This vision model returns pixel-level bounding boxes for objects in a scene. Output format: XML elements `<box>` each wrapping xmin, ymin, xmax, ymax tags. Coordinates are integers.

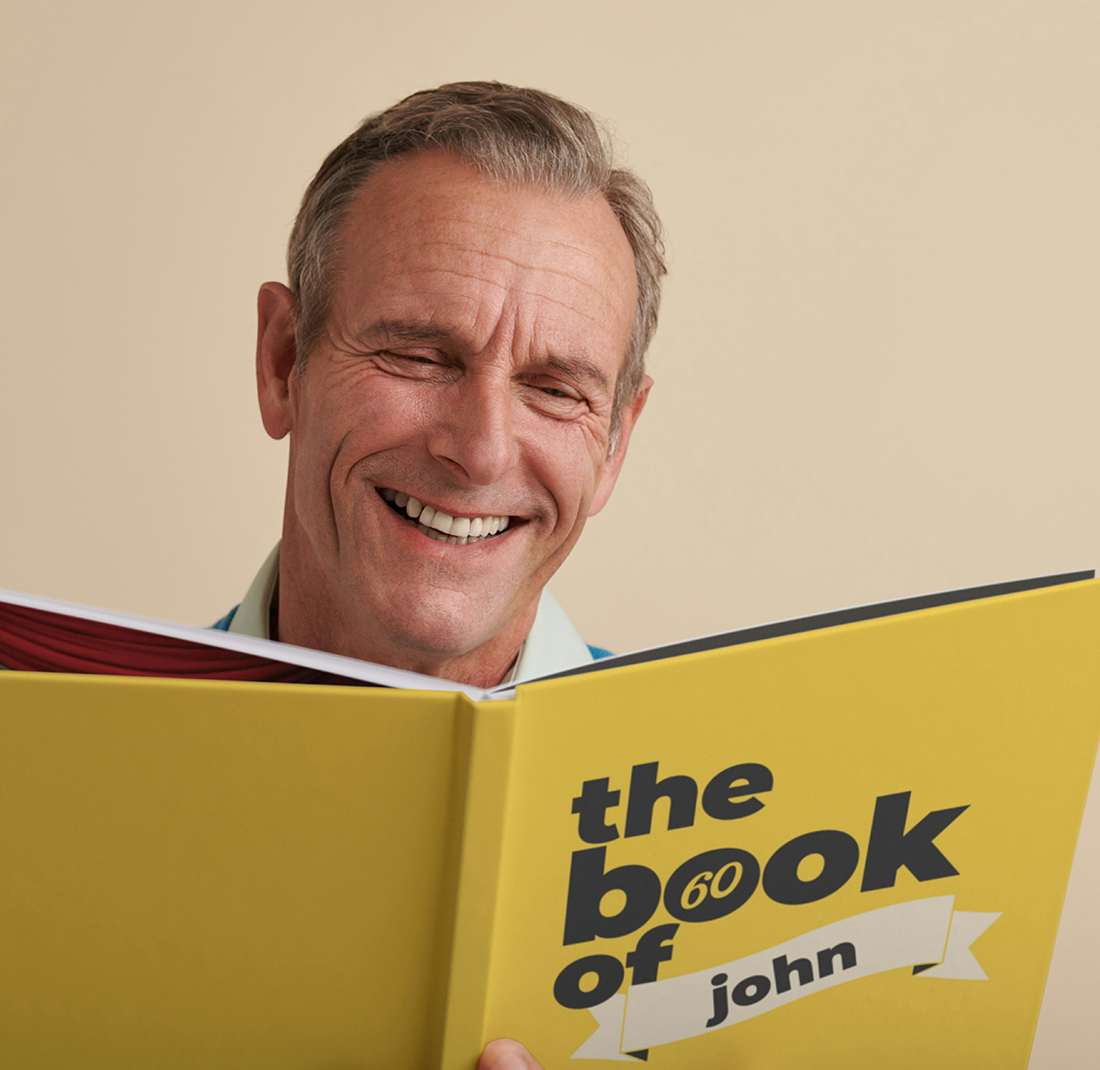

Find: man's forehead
<box><xmin>334</xmin><ymin>152</ymin><xmax>638</xmax><ymax>317</ymax></box>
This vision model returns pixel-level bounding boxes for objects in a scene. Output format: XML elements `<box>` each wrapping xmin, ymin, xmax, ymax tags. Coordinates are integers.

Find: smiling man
<box><xmin>213</xmin><ymin>82</ymin><xmax>667</xmax><ymax>1069</ymax></box>
<box><xmin>216</xmin><ymin>82</ymin><xmax>666</xmax><ymax>695</ymax></box>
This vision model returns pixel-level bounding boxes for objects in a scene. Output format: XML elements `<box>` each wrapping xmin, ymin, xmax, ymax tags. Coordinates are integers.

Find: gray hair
<box><xmin>286</xmin><ymin>81</ymin><xmax>666</xmax><ymax>425</ymax></box>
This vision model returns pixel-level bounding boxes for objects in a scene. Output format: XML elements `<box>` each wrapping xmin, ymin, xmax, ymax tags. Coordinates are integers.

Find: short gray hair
<box><xmin>286</xmin><ymin>81</ymin><xmax>667</xmax><ymax>423</ymax></box>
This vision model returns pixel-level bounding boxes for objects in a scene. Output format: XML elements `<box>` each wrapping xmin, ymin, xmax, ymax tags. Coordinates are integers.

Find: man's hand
<box><xmin>478</xmin><ymin>1038</ymin><xmax>544</xmax><ymax>1069</ymax></box>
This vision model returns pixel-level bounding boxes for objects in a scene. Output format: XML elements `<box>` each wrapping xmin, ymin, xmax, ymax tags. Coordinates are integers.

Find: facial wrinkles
<box><xmin>368</xmin><ymin>195</ymin><xmax>629</xmax><ymax>325</ymax></box>
<box><xmin>339</xmin><ymin>300</ymin><xmax>591</xmax><ymax>553</ymax></box>
<box><xmin>384</xmin><ymin>190</ymin><xmax>633</xmax><ymax>285</ymax></box>
<box><xmin>338</xmin><ymin>223</ymin><xmax>621</xmax><ymax>412</ymax></box>
<box><xmin>317</xmin><ymin>326</ymin><xmax>505</xmax><ymax>521</ymax></box>
<box><xmin>342</xmin><ymin>284</ymin><xmax>611</xmax><ymax>495</ymax></box>
<box><xmin>323</xmin><ymin>164</ymin><xmax>629</xmax><ymax>514</ymax></box>
<box><xmin>334</xmin><ymin>160</ymin><xmax>635</xmax><ymax>378</ymax></box>
<box><xmin>381</xmin><ymin>256</ymin><xmax>609</xmax><ymax>337</ymax></box>
<box><xmin>396</xmin><ymin>238</ymin><xmax>624</xmax><ymax>321</ymax></box>
<box><xmin>483</xmin><ymin>303</ymin><xmax>611</xmax><ymax>545</ymax></box>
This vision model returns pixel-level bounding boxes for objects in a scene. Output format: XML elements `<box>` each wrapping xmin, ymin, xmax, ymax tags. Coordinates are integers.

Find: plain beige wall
<box><xmin>2</xmin><ymin>1</ymin><xmax>1096</xmax><ymax>1063</ymax></box>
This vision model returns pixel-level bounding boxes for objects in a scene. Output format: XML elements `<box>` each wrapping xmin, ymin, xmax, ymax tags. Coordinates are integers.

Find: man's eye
<box><xmin>381</xmin><ymin>350</ymin><xmax>439</xmax><ymax>365</ymax></box>
<box><xmin>523</xmin><ymin>381</ymin><xmax>586</xmax><ymax>416</ymax></box>
<box><xmin>526</xmin><ymin>379</ymin><xmax>581</xmax><ymax>401</ymax></box>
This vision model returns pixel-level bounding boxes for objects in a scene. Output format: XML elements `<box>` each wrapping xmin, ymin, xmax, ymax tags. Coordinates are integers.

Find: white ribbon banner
<box><xmin>573</xmin><ymin>895</ymin><xmax>999</xmax><ymax>1060</ymax></box>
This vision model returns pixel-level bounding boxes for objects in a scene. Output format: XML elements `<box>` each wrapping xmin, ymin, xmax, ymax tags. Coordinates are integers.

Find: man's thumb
<box><xmin>478</xmin><ymin>1037</ymin><xmax>541</xmax><ymax>1069</ymax></box>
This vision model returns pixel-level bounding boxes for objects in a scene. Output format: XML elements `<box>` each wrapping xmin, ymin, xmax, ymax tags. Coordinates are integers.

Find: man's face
<box><xmin>260</xmin><ymin>150</ymin><xmax>646</xmax><ymax>666</ymax></box>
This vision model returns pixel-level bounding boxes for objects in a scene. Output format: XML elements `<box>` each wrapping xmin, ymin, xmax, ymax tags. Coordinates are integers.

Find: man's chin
<box><xmin>363</xmin><ymin>593</ymin><xmax>522</xmax><ymax>670</ymax></box>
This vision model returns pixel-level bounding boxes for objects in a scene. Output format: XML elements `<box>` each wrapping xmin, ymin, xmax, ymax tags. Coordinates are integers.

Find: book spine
<box><xmin>428</xmin><ymin>695</ymin><xmax>518</xmax><ymax>1070</ymax></box>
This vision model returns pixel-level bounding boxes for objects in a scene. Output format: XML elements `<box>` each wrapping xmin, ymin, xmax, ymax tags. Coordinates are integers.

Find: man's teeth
<box><xmin>379</xmin><ymin>488</ymin><xmax>511</xmax><ymax>544</ymax></box>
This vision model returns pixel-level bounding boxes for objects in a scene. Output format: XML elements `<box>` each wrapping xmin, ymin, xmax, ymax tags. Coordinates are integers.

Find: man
<box><xmin>215</xmin><ymin>81</ymin><xmax>665</xmax><ymax>694</ymax></box>
<box><xmin>219</xmin><ymin>82</ymin><xmax>666</xmax><ymax>1065</ymax></box>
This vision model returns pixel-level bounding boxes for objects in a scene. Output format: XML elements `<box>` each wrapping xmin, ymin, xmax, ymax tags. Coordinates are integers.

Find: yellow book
<box><xmin>1</xmin><ymin>573</ymin><xmax>1097</xmax><ymax>1067</ymax></box>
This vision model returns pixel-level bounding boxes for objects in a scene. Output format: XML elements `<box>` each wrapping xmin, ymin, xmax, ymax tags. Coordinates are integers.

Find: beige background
<box><xmin>1</xmin><ymin>1</ymin><xmax>1096</xmax><ymax>1064</ymax></box>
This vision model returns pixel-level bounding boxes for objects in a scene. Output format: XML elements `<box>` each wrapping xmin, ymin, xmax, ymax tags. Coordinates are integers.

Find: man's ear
<box><xmin>256</xmin><ymin>282</ymin><xmax>299</xmax><ymax>440</ymax></box>
<box><xmin>588</xmin><ymin>374</ymin><xmax>652</xmax><ymax>517</ymax></box>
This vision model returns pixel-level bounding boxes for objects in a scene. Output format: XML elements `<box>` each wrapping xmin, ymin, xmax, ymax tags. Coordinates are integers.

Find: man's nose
<box><xmin>425</xmin><ymin>376</ymin><xmax>519</xmax><ymax>486</ymax></box>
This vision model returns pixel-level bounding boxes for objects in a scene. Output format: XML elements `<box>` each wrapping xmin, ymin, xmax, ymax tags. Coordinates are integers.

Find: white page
<box><xmin>0</xmin><ymin>588</ymin><xmax>488</xmax><ymax>700</ymax></box>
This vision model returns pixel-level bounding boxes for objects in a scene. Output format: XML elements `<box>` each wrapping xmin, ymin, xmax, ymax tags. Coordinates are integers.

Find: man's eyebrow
<box><xmin>355</xmin><ymin>318</ymin><xmax>454</xmax><ymax>344</ymax></box>
<box><xmin>540</xmin><ymin>355</ymin><xmax>612</xmax><ymax>392</ymax></box>
<box><xmin>355</xmin><ymin>320</ymin><xmax>612</xmax><ymax>392</ymax></box>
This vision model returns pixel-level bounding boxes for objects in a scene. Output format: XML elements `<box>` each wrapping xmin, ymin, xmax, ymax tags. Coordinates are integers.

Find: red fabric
<box><xmin>0</xmin><ymin>602</ymin><xmax>365</xmax><ymax>686</ymax></box>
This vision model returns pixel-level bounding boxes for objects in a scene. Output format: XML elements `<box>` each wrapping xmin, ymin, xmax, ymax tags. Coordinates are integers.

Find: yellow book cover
<box><xmin>1</xmin><ymin>573</ymin><xmax>1097</xmax><ymax>1067</ymax></box>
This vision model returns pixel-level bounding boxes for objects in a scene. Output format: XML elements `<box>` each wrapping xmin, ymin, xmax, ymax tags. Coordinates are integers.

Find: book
<box><xmin>0</xmin><ymin>571</ymin><xmax>1097</xmax><ymax>1068</ymax></box>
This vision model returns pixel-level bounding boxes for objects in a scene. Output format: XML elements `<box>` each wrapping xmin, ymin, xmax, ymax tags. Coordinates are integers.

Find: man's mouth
<box><xmin>377</xmin><ymin>488</ymin><xmax>515</xmax><ymax>545</ymax></box>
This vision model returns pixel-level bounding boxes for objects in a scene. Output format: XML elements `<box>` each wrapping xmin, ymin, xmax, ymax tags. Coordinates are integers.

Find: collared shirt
<box><xmin>219</xmin><ymin>543</ymin><xmax>599</xmax><ymax>684</ymax></box>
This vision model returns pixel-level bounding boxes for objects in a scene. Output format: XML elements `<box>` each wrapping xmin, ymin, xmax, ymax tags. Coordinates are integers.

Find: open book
<box><xmin>1</xmin><ymin>570</ymin><xmax>1098</xmax><ymax>1068</ymax></box>
<box><xmin>1</xmin><ymin>569</ymin><xmax>1091</xmax><ymax>695</ymax></box>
